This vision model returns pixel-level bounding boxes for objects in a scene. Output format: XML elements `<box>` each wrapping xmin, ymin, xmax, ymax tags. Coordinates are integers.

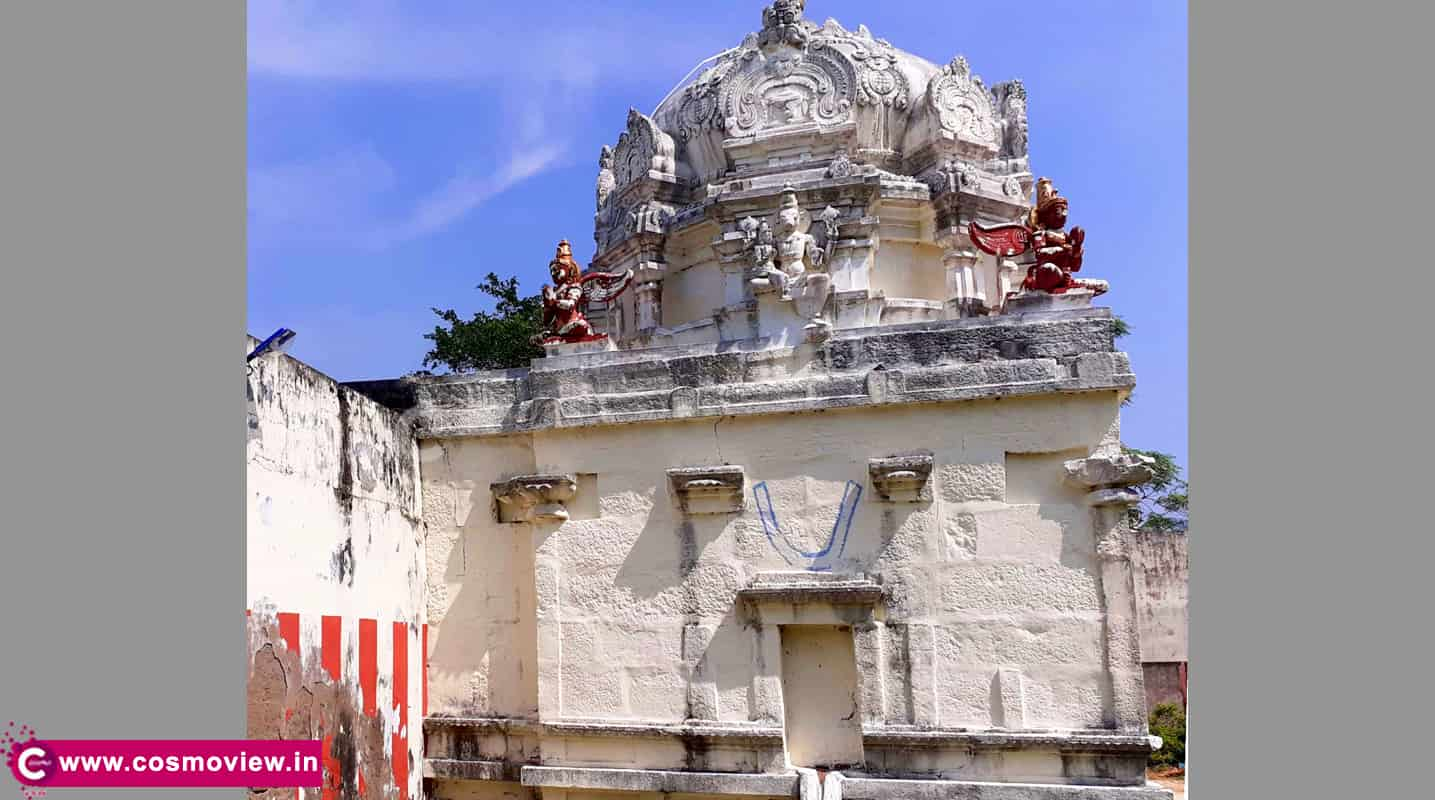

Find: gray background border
<box><xmin>1190</xmin><ymin>1</ymin><xmax>1425</xmax><ymax>798</ymax></box>
<box><xmin>0</xmin><ymin>3</ymin><xmax>246</xmax><ymax>798</ymax></box>
<box><xmin>0</xmin><ymin>1</ymin><xmax>1427</xmax><ymax>799</ymax></box>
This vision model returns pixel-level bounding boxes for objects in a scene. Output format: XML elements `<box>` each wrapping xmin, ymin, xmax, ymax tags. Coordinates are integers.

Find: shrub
<box><xmin>1148</xmin><ymin>702</ymin><xmax>1186</xmax><ymax>767</ymax></box>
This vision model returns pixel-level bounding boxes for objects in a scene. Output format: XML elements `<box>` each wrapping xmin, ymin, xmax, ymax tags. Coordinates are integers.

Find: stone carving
<box><xmin>668</xmin><ymin>466</ymin><xmax>746</xmax><ymax>515</ymax></box>
<box><xmin>968</xmin><ymin>178</ymin><xmax>1110</xmax><ymax>299</ymax></box>
<box><xmin>852</xmin><ymin>45</ymin><xmax>909</xmax><ymax>109</ymax></box>
<box><xmin>538</xmin><ymin>240</ymin><xmax>636</xmax><ymax>344</ymax></box>
<box><xmin>759</xmin><ymin>0</ymin><xmax>811</xmax><ymax>48</ymax></box>
<box><xmin>928</xmin><ymin>56</ymin><xmax>1000</xmax><ymax>151</ymax></box>
<box><xmin>721</xmin><ymin>46</ymin><xmax>855</xmax><ymax>136</ymax></box>
<box><xmin>1002</xmin><ymin>176</ymin><xmax>1022</xmax><ymax>198</ymax></box>
<box><xmin>992</xmin><ymin>80</ymin><xmax>1029</xmax><ymax>159</ymax></box>
<box><xmin>612</xmin><ymin>108</ymin><xmax>676</xmax><ymax>187</ymax></box>
<box><xmin>924</xmin><ymin>159</ymin><xmax>978</xmax><ymax>197</ymax></box>
<box><xmin>868</xmin><ymin>452</ymin><xmax>935</xmax><ymax>503</ymax></box>
<box><xmin>743</xmin><ymin>186</ymin><xmax>839</xmax><ymax>333</ymax></box>
<box><xmin>673</xmin><ymin>66</ymin><xmax>730</xmax><ymax>142</ymax></box>
<box><xmin>491</xmin><ymin>474</ymin><xmax>578</xmax><ymax>523</ymax></box>
<box><xmin>596</xmin><ymin>146</ymin><xmax>616</xmax><ymax>210</ymax></box>
<box><xmin>826</xmin><ymin>149</ymin><xmax>855</xmax><ymax>178</ymax></box>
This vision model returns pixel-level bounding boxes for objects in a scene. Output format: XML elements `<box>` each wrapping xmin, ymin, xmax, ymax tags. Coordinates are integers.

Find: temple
<box><xmin>245</xmin><ymin>2</ymin><xmax>1173</xmax><ymax>799</ymax></box>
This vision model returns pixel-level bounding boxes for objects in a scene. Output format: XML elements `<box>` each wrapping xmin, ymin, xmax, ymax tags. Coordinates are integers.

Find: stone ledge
<box><xmin>520</xmin><ymin>766</ymin><xmax>799</xmax><ymax>795</ymax></box>
<box><xmin>425</xmin><ymin>715</ymin><xmax>542</xmax><ymax>734</ymax></box>
<box><xmin>424</xmin><ymin>716</ymin><xmax>1156</xmax><ymax>755</ymax></box>
<box><xmin>739</xmin><ymin>572</ymin><xmax>884</xmax><ymax>607</ymax></box>
<box><xmin>424</xmin><ymin>758</ymin><xmax>522</xmax><ymax>782</ymax></box>
<box><xmin>837</xmin><ymin>777</ymin><xmax>1172</xmax><ymax>800</ymax></box>
<box><xmin>363</xmin><ymin>314</ymin><xmax>1129</xmax><ymax>440</ymax></box>
<box><xmin>544</xmin><ymin>719</ymin><xmax>784</xmax><ymax>744</ymax></box>
<box><xmin>425</xmin><ymin>716</ymin><xmax>783</xmax><ymax>744</ymax></box>
<box><xmin>861</xmin><ymin>728</ymin><xmax>1159</xmax><ymax>753</ymax></box>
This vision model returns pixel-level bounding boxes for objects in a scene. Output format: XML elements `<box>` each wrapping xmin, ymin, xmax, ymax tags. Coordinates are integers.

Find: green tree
<box><xmin>1148</xmin><ymin>702</ymin><xmax>1186</xmax><ymax>768</ymax></box>
<box><xmin>423</xmin><ymin>273</ymin><xmax>544</xmax><ymax>373</ymax></box>
<box><xmin>1123</xmin><ymin>446</ymin><xmax>1188</xmax><ymax>532</ymax></box>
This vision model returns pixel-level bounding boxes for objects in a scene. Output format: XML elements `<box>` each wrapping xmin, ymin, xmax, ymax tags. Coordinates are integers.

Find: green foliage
<box><xmin>423</xmin><ymin>273</ymin><xmax>545</xmax><ymax>373</ymax></box>
<box><xmin>1112</xmin><ymin>314</ymin><xmax>1131</xmax><ymax>339</ymax></box>
<box><xmin>1123</xmin><ymin>446</ymin><xmax>1189</xmax><ymax>532</ymax></box>
<box><xmin>1148</xmin><ymin>702</ymin><xmax>1186</xmax><ymax>767</ymax></box>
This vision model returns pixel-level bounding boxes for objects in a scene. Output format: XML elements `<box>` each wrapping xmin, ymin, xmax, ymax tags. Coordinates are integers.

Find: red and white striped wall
<box><xmin>248</xmin><ymin>608</ymin><xmax>428</xmax><ymax>800</ymax></box>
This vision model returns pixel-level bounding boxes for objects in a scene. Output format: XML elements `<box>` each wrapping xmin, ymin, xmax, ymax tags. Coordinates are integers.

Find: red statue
<box><xmin>968</xmin><ymin>178</ymin><xmax>1107</xmax><ymax>298</ymax></box>
<box><xmin>538</xmin><ymin>240</ymin><xmax>635</xmax><ymax>344</ymax></box>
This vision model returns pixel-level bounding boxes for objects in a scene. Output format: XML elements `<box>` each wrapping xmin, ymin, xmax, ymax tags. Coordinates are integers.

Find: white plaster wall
<box><xmin>424</xmin><ymin>392</ymin><xmax>1124</xmax><ymax>737</ymax></box>
<box><xmin>661</xmin><ymin>262</ymin><xmax>727</xmax><ymax>332</ymax></box>
<box><xmin>421</xmin><ymin>434</ymin><xmax>540</xmax><ymax>718</ymax></box>
<box><xmin>246</xmin><ymin>339</ymin><xmax>425</xmax><ymax>800</ymax></box>
<box><xmin>869</xmin><ymin>240</ymin><xmax>947</xmax><ymax>303</ymax></box>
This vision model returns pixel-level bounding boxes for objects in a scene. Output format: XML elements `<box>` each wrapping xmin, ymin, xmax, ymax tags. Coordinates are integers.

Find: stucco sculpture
<box><xmin>969</xmin><ymin>177</ymin><xmax>1110</xmax><ymax>300</ymax></box>
<box><xmin>744</xmin><ymin>187</ymin><xmax>840</xmax><ymax>333</ymax></box>
<box><xmin>538</xmin><ymin>240</ymin><xmax>635</xmax><ymax>344</ymax></box>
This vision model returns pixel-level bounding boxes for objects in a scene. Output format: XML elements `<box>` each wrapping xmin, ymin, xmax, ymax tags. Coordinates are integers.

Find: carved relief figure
<box><xmin>744</xmin><ymin>187</ymin><xmax>839</xmax><ymax>332</ymax></box>
<box><xmin>596</xmin><ymin>146</ymin><xmax>615</xmax><ymax>210</ymax></box>
<box><xmin>992</xmin><ymin>80</ymin><xmax>1029</xmax><ymax>159</ymax></box>
<box><xmin>968</xmin><ymin>178</ymin><xmax>1109</xmax><ymax>298</ymax></box>
<box><xmin>538</xmin><ymin>240</ymin><xmax>636</xmax><ymax>344</ymax></box>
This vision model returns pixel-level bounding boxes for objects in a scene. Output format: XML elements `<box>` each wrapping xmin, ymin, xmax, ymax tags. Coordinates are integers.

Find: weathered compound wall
<box><xmin>1129</xmin><ymin>530</ymin><xmax>1188</xmax><ymax>710</ymax></box>
<box><xmin>246</xmin><ymin>337</ymin><xmax>425</xmax><ymax>800</ymax></box>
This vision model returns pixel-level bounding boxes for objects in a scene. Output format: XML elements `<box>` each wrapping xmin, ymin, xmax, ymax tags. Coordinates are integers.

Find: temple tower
<box><xmin>399</xmin><ymin>3</ymin><xmax>1168</xmax><ymax>799</ymax></box>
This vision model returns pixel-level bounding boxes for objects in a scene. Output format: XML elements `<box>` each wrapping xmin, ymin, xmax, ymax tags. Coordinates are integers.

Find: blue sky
<box><xmin>248</xmin><ymin>0</ymin><xmax>1187</xmax><ymax>471</ymax></box>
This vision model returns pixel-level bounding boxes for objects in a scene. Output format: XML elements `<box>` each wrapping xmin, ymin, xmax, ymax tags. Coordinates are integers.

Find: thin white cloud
<box><xmin>363</xmin><ymin>143</ymin><xmax>568</xmax><ymax>249</ymax></box>
<box><xmin>246</xmin><ymin>0</ymin><xmax>694</xmax><ymax>89</ymax></box>
<box><xmin>248</xmin><ymin>142</ymin><xmax>569</xmax><ymax>250</ymax></box>
<box><xmin>248</xmin><ymin>144</ymin><xmax>396</xmax><ymax>234</ymax></box>
<box><xmin>247</xmin><ymin>1</ymin><xmax>731</xmax><ymax>248</ymax></box>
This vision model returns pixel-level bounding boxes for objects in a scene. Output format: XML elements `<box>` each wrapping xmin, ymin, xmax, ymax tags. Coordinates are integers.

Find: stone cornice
<box><xmin>370</xmin><ymin>312</ymin><xmax>1131</xmax><ymax>441</ymax></box>
<box><xmin>422</xmin><ymin>715</ymin><xmax>1158</xmax><ymax>754</ymax></box>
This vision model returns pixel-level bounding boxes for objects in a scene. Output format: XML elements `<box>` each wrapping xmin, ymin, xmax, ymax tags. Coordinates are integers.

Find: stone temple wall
<box><xmin>400</xmin><ymin>309</ymin><xmax>1168</xmax><ymax>799</ymax></box>
<box><xmin>1129</xmin><ymin>531</ymin><xmax>1189</xmax><ymax>710</ymax></box>
<box><xmin>246</xmin><ymin>336</ymin><xmax>426</xmax><ymax>800</ymax></box>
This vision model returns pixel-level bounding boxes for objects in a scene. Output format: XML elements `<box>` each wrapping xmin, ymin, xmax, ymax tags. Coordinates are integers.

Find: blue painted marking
<box><xmin>752</xmin><ymin>479</ymin><xmax>863</xmax><ymax>571</ymax></box>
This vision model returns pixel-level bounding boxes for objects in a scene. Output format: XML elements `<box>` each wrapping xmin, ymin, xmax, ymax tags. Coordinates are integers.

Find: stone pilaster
<box><xmin>996</xmin><ymin>257</ymin><xmax>1024</xmax><ymax>312</ymax></box>
<box><xmin>996</xmin><ymin>668</ymin><xmax>1028</xmax><ymax>730</ymax></box>
<box><xmin>853</xmin><ymin>621</ymin><xmax>887</xmax><ymax>725</ymax></box>
<box><xmin>534</xmin><ymin>551</ymin><xmax>563</xmax><ymax>722</ymax></box>
<box><xmin>631</xmin><ymin>261</ymin><xmax>666</xmax><ymax>333</ymax></box>
<box><xmin>936</xmin><ymin>227</ymin><xmax>989</xmax><ymax>318</ymax></box>
<box><xmin>907</xmin><ymin>622</ymin><xmax>940</xmax><ymax>727</ymax></box>
<box><xmin>751</xmin><ymin>622</ymin><xmax>785</xmax><ymax>725</ymax></box>
<box><xmin>1064</xmin><ymin>453</ymin><xmax>1156</xmax><ymax>733</ymax></box>
<box><xmin>683</xmin><ymin>622</ymin><xmax>719</xmax><ymax>721</ymax></box>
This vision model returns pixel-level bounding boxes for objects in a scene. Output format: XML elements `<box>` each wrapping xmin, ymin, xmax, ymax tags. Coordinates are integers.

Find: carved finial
<box><xmin>760</xmin><ymin>0</ymin><xmax>808</xmax><ymax>47</ymax></box>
